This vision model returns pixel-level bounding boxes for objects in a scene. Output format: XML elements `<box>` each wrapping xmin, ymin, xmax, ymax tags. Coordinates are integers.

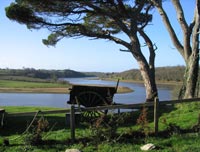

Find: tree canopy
<box><xmin>6</xmin><ymin>0</ymin><xmax>153</xmax><ymax>47</ymax></box>
<box><xmin>6</xmin><ymin>0</ymin><xmax>158</xmax><ymax>101</ymax></box>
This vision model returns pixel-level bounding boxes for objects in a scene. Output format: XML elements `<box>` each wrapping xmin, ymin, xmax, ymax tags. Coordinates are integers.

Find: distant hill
<box><xmin>0</xmin><ymin>66</ymin><xmax>189</xmax><ymax>83</ymax></box>
<box><xmin>0</xmin><ymin>68</ymin><xmax>94</xmax><ymax>80</ymax></box>
<box><xmin>97</xmin><ymin>66</ymin><xmax>186</xmax><ymax>82</ymax></box>
<box><xmin>83</xmin><ymin>72</ymin><xmax>108</xmax><ymax>78</ymax></box>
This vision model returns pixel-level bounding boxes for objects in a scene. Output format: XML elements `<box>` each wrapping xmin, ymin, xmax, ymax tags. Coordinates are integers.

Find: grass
<box><xmin>116</xmin><ymin>86</ymin><xmax>133</xmax><ymax>93</ymax></box>
<box><xmin>0</xmin><ymin>106</ymin><xmax>64</xmax><ymax>113</ymax></box>
<box><xmin>0</xmin><ymin>80</ymin><xmax>69</xmax><ymax>88</ymax></box>
<box><xmin>0</xmin><ymin>76</ymin><xmax>50</xmax><ymax>82</ymax></box>
<box><xmin>0</xmin><ymin>102</ymin><xmax>200</xmax><ymax>152</ymax></box>
<box><xmin>0</xmin><ymin>79</ymin><xmax>71</xmax><ymax>93</ymax></box>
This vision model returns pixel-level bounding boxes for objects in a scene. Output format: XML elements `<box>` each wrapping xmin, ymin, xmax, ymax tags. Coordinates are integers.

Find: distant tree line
<box><xmin>101</xmin><ymin>66</ymin><xmax>187</xmax><ymax>82</ymax></box>
<box><xmin>0</xmin><ymin>68</ymin><xmax>92</xmax><ymax>80</ymax></box>
<box><xmin>0</xmin><ymin>66</ymin><xmax>189</xmax><ymax>83</ymax></box>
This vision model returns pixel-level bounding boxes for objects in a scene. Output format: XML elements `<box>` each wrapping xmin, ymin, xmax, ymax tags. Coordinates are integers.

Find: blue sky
<box><xmin>0</xmin><ymin>1</ymin><xmax>193</xmax><ymax>72</ymax></box>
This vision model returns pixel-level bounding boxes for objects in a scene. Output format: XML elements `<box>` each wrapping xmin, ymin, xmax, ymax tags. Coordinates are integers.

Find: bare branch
<box><xmin>150</xmin><ymin>0</ymin><xmax>184</xmax><ymax>58</ymax></box>
<box><xmin>138</xmin><ymin>29</ymin><xmax>156</xmax><ymax>69</ymax></box>
<box><xmin>119</xmin><ymin>49</ymin><xmax>131</xmax><ymax>52</ymax></box>
<box><xmin>171</xmin><ymin>0</ymin><xmax>192</xmax><ymax>59</ymax></box>
<box><xmin>171</xmin><ymin>0</ymin><xmax>189</xmax><ymax>32</ymax></box>
<box><xmin>191</xmin><ymin>0</ymin><xmax>200</xmax><ymax>54</ymax></box>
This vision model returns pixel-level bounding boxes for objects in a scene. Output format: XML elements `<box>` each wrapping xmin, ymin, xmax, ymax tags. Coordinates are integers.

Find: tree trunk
<box><xmin>138</xmin><ymin>60</ymin><xmax>158</xmax><ymax>101</ymax></box>
<box><xmin>180</xmin><ymin>53</ymin><xmax>199</xmax><ymax>99</ymax></box>
<box><xmin>132</xmin><ymin>48</ymin><xmax>158</xmax><ymax>101</ymax></box>
<box><xmin>130</xmin><ymin>33</ymin><xmax>158</xmax><ymax>102</ymax></box>
<box><xmin>152</xmin><ymin>0</ymin><xmax>200</xmax><ymax>99</ymax></box>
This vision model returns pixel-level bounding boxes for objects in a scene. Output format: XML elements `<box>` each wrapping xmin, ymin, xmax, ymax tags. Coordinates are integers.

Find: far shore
<box><xmin>0</xmin><ymin>86</ymin><xmax>133</xmax><ymax>94</ymax></box>
<box><xmin>101</xmin><ymin>78</ymin><xmax>182</xmax><ymax>86</ymax></box>
<box><xmin>0</xmin><ymin>78</ymin><xmax>180</xmax><ymax>94</ymax></box>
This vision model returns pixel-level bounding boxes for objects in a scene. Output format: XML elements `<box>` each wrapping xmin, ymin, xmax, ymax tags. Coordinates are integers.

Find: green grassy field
<box><xmin>0</xmin><ymin>102</ymin><xmax>199</xmax><ymax>152</ymax></box>
<box><xmin>0</xmin><ymin>80</ymin><xmax>69</xmax><ymax>88</ymax></box>
<box><xmin>0</xmin><ymin>79</ymin><xmax>71</xmax><ymax>93</ymax></box>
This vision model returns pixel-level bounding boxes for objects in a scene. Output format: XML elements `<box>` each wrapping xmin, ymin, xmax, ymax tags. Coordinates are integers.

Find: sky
<box><xmin>0</xmin><ymin>1</ymin><xmax>194</xmax><ymax>72</ymax></box>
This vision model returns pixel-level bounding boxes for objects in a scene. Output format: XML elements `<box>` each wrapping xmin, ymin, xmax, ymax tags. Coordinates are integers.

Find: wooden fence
<box><xmin>7</xmin><ymin>109</ymin><xmax>70</xmax><ymax>117</ymax></box>
<box><xmin>3</xmin><ymin>97</ymin><xmax>200</xmax><ymax>142</ymax></box>
<box><xmin>70</xmin><ymin>97</ymin><xmax>200</xmax><ymax>142</ymax></box>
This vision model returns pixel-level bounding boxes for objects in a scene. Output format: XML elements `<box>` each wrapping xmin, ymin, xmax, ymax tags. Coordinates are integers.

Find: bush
<box><xmin>24</xmin><ymin>116</ymin><xmax>49</xmax><ymax>145</ymax></box>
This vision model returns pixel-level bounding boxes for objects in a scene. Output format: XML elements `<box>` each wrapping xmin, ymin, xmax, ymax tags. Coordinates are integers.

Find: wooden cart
<box><xmin>67</xmin><ymin>80</ymin><xmax>119</xmax><ymax>107</ymax></box>
<box><xmin>67</xmin><ymin>80</ymin><xmax>119</xmax><ymax>118</ymax></box>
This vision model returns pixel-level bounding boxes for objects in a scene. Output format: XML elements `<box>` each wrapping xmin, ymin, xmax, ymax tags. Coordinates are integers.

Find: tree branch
<box><xmin>191</xmin><ymin>0</ymin><xmax>200</xmax><ymax>54</ymax></box>
<box><xmin>171</xmin><ymin>0</ymin><xmax>188</xmax><ymax>32</ymax></box>
<box><xmin>138</xmin><ymin>29</ymin><xmax>156</xmax><ymax>70</ymax></box>
<box><xmin>80</xmin><ymin>27</ymin><xmax>131</xmax><ymax>49</ymax></box>
<box><xmin>150</xmin><ymin>0</ymin><xmax>184</xmax><ymax>58</ymax></box>
<box><xmin>171</xmin><ymin>0</ymin><xmax>192</xmax><ymax>59</ymax></box>
<box><xmin>85</xmin><ymin>2</ymin><xmax>131</xmax><ymax>36</ymax></box>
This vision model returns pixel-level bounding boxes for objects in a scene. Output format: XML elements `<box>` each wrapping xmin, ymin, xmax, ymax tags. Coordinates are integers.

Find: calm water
<box><xmin>0</xmin><ymin>78</ymin><xmax>172</xmax><ymax>108</ymax></box>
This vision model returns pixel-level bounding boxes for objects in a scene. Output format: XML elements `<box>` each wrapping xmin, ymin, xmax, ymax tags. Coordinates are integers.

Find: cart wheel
<box><xmin>76</xmin><ymin>91</ymin><xmax>107</xmax><ymax>107</ymax></box>
<box><xmin>76</xmin><ymin>91</ymin><xmax>108</xmax><ymax>119</ymax></box>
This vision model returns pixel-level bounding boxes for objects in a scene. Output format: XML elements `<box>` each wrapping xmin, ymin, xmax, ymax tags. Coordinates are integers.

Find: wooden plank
<box><xmin>160</xmin><ymin>98</ymin><xmax>200</xmax><ymax>105</ymax></box>
<box><xmin>40</xmin><ymin>109</ymin><xmax>70</xmax><ymax>114</ymax></box>
<box><xmin>72</xmin><ymin>84</ymin><xmax>116</xmax><ymax>88</ymax></box>
<box><xmin>4</xmin><ymin>98</ymin><xmax>200</xmax><ymax>117</ymax></box>
<box><xmin>77</xmin><ymin>102</ymin><xmax>154</xmax><ymax>112</ymax></box>
<box><xmin>7</xmin><ymin>111</ymin><xmax>39</xmax><ymax>116</ymax></box>
<box><xmin>7</xmin><ymin>109</ymin><xmax>70</xmax><ymax>117</ymax></box>
<box><xmin>75</xmin><ymin>98</ymin><xmax>200</xmax><ymax>112</ymax></box>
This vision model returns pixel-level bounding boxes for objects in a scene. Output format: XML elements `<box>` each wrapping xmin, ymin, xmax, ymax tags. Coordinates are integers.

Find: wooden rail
<box><xmin>5</xmin><ymin>98</ymin><xmax>200</xmax><ymax>117</ymax></box>
<box><xmin>6</xmin><ymin>109</ymin><xmax>70</xmax><ymax>117</ymax></box>
<box><xmin>74</xmin><ymin>98</ymin><xmax>200</xmax><ymax>112</ymax></box>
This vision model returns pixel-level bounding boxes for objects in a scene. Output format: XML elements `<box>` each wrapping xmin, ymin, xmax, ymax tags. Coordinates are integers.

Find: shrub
<box><xmin>136</xmin><ymin>106</ymin><xmax>150</xmax><ymax>137</ymax></box>
<box><xmin>24</xmin><ymin>116</ymin><xmax>49</xmax><ymax>145</ymax></box>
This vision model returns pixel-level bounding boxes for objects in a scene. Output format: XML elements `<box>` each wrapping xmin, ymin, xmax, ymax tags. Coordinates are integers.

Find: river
<box><xmin>0</xmin><ymin>78</ymin><xmax>172</xmax><ymax>108</ymax></box>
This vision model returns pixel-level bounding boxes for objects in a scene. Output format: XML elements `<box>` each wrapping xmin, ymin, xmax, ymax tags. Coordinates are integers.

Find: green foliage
<box><xmin>5</xmin><ymin>3</ymin><xmax>43</xmax><ymax>29</ymax></box>
<box><xmin>83</xmin><ymin>13</ymin><xmax>121</xmax><ymax>35</ymax></box>
<box><xmin>103</xmin><ymin>66</ymin><xmax>186</xmax><ymax>82</ymax></box>
<box><xmin>0</xmin><ymin>68</ymin><xmax>90</xmax><ymax>80</ymax></box>
<box><xmin>5</xmin><ymin>0</ymin><xmax>154</xmax><ymax>47</ymax></box>
<box><xmin>89</xmin><ymin>113</ymin><xmax>125</xmax><ymax>144</ymax></box>
<box><xmin>155</xmin><ymin>66</ymin><xmax>185</xmax><ymax>82</ymax></box>
<box><xmin>24</xmin><ymin>116</ymin><xmax>49</xmax><ymax>145</ymax></box>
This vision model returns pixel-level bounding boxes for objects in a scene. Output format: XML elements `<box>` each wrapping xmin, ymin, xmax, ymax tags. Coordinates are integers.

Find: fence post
<box><xmin>154</xmin><ymin>97</ymin><xmax>159</xmax><ymax>135</ymax></box>
<box><xmin>0</xmin><ymin>109</ymin><xmax>5</xmax><ymax>127</ymax></box>
<box><xmin>70</xmin><ymin>104</ymin><xmax>75</xmax><ymax>143</ymax></box>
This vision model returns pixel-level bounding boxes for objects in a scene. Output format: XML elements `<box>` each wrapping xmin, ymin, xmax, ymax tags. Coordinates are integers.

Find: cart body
<box><xmin>67</xmin><ymin>84</ymin><xmax>117</xmax><ymax>107</ymax></box>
